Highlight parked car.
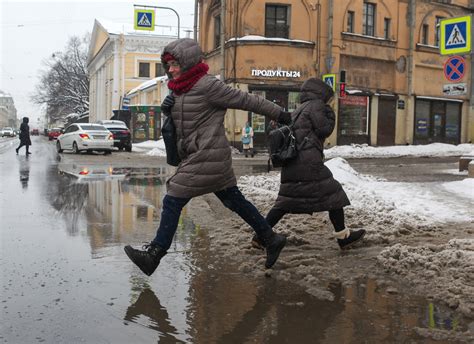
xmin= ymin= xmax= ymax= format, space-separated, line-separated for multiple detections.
xmin=2 ymin=127 xmax=15 ymax=137
xmin=31 ymin=128 xmax=39 ymax=136
xmin=97 ymin=120 xmax=132 ymax=152
xmin=56 ymin=123 xmax=114 ymax=154
xmin=48 ymin=128 xmax=62 ymax=141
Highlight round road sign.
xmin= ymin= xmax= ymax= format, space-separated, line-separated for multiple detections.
xmin=443 ymin=55 xmax=466 ymax=82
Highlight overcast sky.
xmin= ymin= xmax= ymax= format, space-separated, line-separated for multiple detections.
xmin=0 ymin=0 xmax=195 ymax=126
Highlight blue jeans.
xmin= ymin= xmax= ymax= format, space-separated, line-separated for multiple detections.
xmin=151 ymin=186 xmax=271 ymax=250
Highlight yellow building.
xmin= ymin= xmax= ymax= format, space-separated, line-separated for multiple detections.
xmin=87 ymin=19 xmax=175 ymax=123
xmin=198 ymin=0 xmax=473 ymax=147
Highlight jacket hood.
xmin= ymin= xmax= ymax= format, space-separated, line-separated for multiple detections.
xmin=300 ymin=78 xmax=334 ymax=103
xmin=22 ymin=117 xmax=29 ymax=123
xmin=161 ymin=38 xmax=203 ymax=73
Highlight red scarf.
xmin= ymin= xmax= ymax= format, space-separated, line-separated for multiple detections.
xmin=168 ymin=63 xmax=209 ymax=95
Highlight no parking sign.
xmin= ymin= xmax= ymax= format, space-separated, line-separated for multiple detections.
xmin=443 ymin=55 xmax=465 ymax=82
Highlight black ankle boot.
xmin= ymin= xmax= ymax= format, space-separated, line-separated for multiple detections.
xmin=258 ymin=231 xmax=286 ymax=269
xmin=250 ymin=234 xmax=265 ymax=250
xmin=337 ymin=229 xmax=366 ymax=250
xmin=124 ymin=244 xmax=167 ymax=276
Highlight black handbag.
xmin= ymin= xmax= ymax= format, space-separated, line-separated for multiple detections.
xmin=161 ymin=115 xmax=181 ymax=166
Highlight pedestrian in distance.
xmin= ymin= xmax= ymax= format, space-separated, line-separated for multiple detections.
xmin=16 ymin=117 xmax=32 ymax=155
xmin=124 ymin=38 xmax=292 ymax=276
xmin=241 ymin=121 xmax=254 ymax=158
xmin=251 ymin=78 xmax=366 ymax=250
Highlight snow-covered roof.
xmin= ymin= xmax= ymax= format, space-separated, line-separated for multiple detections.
xmin=127 ymin=76 xmax=168 ymax=96
xmin=97 ymin=18 xmax=176 ymax=38
xmin=227 ymin=35 xmax=314 ymax=45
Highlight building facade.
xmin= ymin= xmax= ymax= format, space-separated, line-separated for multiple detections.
xmin=0 ymin=90 xmax=18 ymax=128
xmin=87 ymin=19 xmax=174 ymax=123
xmin=198 ymin=0 xmax=473 ymax=148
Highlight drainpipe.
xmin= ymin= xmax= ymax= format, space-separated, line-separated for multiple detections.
xmin=325 ymin=0 xmax=333 ymax=73
xmin=220 ymin=0 xmax=226 ymax=81
xmin=194 ymin=0 xmax=198 ymax=41
xmin=407 ymin=0 xmax=415 ymax=143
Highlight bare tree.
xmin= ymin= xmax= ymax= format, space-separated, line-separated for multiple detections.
xmin=32 ymin=34 xmax=90 ymax=124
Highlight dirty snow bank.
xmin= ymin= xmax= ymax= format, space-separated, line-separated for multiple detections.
xmin=133 ymin=139 xmax=167 ymax=156
xmin=239 ymin=157 xmax=473 ymax=245
xmin=325 ymin=143 xmax=473 ymax=159
xmin=377 ymin=239 xmax=474 ymax=317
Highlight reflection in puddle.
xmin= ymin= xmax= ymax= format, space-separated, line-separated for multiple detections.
xmin=47 ymin=165 xmax=470 ymax=343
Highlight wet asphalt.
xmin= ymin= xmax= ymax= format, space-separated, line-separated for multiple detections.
xmin=0 ymin=136 xmax=470 ymax=343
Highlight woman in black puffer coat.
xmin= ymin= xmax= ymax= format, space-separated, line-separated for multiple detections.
xmin=16 ymin=117 xmax=32 ymax=155
xmin=253 ymin=78 xmax=365 ymax=250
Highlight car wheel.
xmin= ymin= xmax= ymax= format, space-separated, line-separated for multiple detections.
xmin=56 ymin=141 xmax=63 ymax=153
xmin=125 ymin=145 xmax=132 ymax=152
xmin=104 ymin=150 xmax=112 ymax=155
xmin=72 ymin=142 xmax=80 ymax=154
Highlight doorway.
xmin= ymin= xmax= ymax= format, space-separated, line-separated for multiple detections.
xmin=377 ymin=97 xmax=396 ymax=146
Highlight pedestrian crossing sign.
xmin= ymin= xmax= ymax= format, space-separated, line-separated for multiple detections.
xmin=322 ymin=74 xmax=336 ymax=92
xmin=440 ymin=15 xmax=471 ymax=55
xmin=134 ymin=9 xmax=155 ymax=31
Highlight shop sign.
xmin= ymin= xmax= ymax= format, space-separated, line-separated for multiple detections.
xmin=416 ymin=119 xmax=428 ymax=133
xmin=443 ymin=83 xmax=467 ymax=96
xmin=397 ymin=100 xmax=405 ymax=109
xmin=339 ymin=95 xmax=368 ymax=107
xmin=251 ymin=69 xmax=301 ymax=78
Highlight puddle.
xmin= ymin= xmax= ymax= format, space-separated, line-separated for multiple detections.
xmin=28 ymin=164 xmax=471 ymax=342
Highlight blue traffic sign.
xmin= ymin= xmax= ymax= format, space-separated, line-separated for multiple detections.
xmin=440 ymin=16 xmax=471 ymax=55
xmin=134 ymin=9 xmax=155 ymax=31
xmin=322 ymin=74 xmax=336 ymax=92
xmin=443 ymin=56 xmax=465 ymax=82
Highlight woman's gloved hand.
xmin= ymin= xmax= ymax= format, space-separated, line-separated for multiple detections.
xmin=161 ymin=95 xmax=175 ymax=115
xmin=277 ymin=110 xmax=292 ymax=125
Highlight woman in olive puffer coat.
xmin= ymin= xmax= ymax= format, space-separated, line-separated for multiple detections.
xmin=252 ymin=78 xmax=366 ymax=250
xmin=124 ymin=38 xmax=291 ymax=276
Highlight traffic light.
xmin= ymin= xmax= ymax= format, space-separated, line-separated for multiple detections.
xmin=339 ymin=70 xmax=346 ymax=98
xmin=339 ymin=82 xmax=346 ymax=98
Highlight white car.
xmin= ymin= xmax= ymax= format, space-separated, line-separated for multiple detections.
xmin=2 ymin=127 xmax=15 ymax=137
xmin=56 ymin=123 xmax=114 ymax=154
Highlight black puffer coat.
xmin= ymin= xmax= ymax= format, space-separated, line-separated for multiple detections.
xmin=19 ymin=117 xmax=31 ymax=146
xmin=273 ymin=78 xmax=350 ymax=213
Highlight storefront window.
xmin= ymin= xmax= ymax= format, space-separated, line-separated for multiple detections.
xmin=288 ymin=92 xmax=300 ymax=112
xmin=251 ymin=90 xmax=266 ymax=133
xmin=415 ymin=99 xmax=461 ymax=144
xmin=338 ymin=96 xmax=369 ymax=136
xmin=446 ymin=102 xmax=460 ymax=140
xmin=415 ymin=100 xmax=430 ymax=138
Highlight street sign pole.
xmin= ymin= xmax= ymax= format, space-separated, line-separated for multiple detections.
xmin=134 ymin=4 xmax=180 ymax=38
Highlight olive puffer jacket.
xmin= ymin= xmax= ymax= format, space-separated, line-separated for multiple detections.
xmin=273 ymin=78 xmax=350 ymax=213
xmin=163 ymin=39 xmax=282 ymax=198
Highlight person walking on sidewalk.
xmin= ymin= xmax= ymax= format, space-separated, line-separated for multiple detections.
xmin=16 ymin=117 xmax=32 ymax=155
xmin=251 ymin=78 xmax=366 ymax=250
xmin=124 ymin=38 xmax=291 ymax=276
xmin=241 ymin=121 xmax=254 ymax=157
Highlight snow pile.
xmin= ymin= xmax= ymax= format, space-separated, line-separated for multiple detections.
xmin=132 ymin=139 xmax=167 ymax=156
xmin=377 ymin=239 xmax=474 ymax=317
xmin=325 ymin=143 xmax=473 ymax=159
xmin=441 ymin=179 xmax=474 ymax=200
xmin=239 ymin=157 xmax=473 ymax=244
